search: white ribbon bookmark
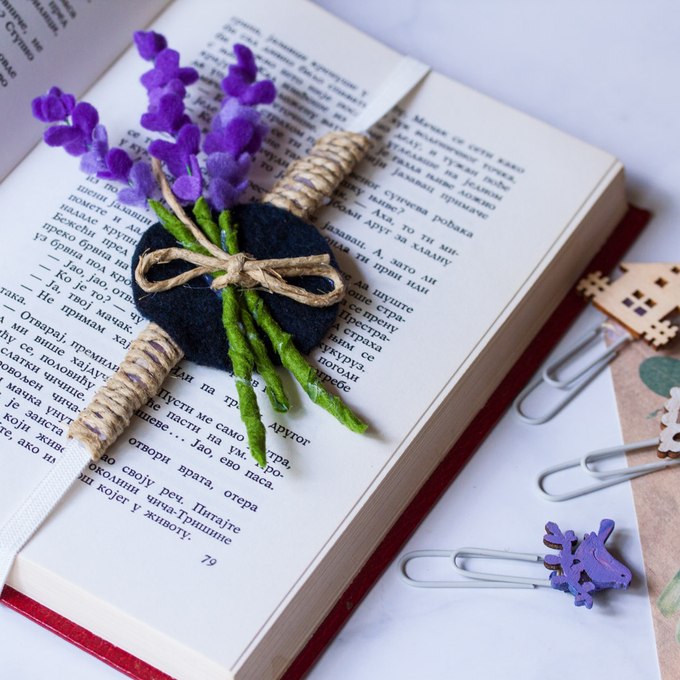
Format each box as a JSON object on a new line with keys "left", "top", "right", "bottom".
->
{"left": 349, "top": 56, "right": 430, "bottom": 134}
{"left": 0, "top": 439, "right": 90, "bottom": 588}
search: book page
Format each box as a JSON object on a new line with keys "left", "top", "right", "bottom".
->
{"left": 0, "top": 0, "right": 622, "bottom": 677}
{"left": 0, "top": 0, "right": 169, "bottom": 182}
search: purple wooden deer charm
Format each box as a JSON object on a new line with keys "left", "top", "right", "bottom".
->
{"left": 543, "top": 519, "right": 632, "bottom": 608}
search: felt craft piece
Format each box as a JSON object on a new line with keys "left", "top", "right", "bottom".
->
{"left": 131, "top": 202, "right": 340, "bottom": 371}
{"left": 33, "top": 37, "right": 368, "bottom": 468}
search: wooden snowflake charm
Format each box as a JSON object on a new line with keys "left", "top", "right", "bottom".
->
{"left": 577, "top": 263, "right": 680, "bottom": 348}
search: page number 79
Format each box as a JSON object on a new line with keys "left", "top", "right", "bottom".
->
{"left": 202, "top": 555, "right": 217, "bottom": 566}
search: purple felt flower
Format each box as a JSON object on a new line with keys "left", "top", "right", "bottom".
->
{"left": 149, "top": 123, "right": 201, "bottom": 203}
{"left": 31, "top": 87, "right": 76, "bottom": 123}
{"left": 133, "top": 30, "right": 168, "bottom": 61}
{"left": 200, "top": 47, "right": 275, "bottom": 211}
{"left": 204, "top": 117, "right": 255, "bottom": 157}
{"left": 140, "top": 48, "right": 198, "bottom": 92}
{"left": 205, "top": 152, "right": 251, "bottom": 211}
{"left": 79, "top": 124, "right": 109, "bottom": 174}
{"left": 148, "top": 123, "right": 200, "bottom": 177}
{"left": 136, "top": 35, "right": 199, "bottom": 138}
{"left": 204, "top": 99, "right": 268, "bottom": 157}
{"left": 43, "top": 101, "right": 99, "bottom": 156}
{"left": 33, "top": 83, "right": 163, "bottom": 209}
{"left": 229, "top": 44, "right": 257, "bottom": 84}
{"left": 172, "top": 155, "right": 202, "bottom": 203}
{"left": 147, "top": 79, "right": 187, "bottom": 110}
{"left": 118, "top": 160, "right": 158, "bottom": 206}
{"left": 99, "top": 147, "right": 133, "bottom": 182}
{"left": 221, "top": 44, "right": 276, "bottom": 106}
{"left": 141, "top": 92, "right": 191, "bottom": 135}
{"left": 240, "top": 80, "right": 277, "bottom": 107}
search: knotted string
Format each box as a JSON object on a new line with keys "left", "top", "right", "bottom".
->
{"left": 134, "top": 159, "right": 345, "bottom": 307}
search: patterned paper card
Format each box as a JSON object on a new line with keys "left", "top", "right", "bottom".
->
{"left": 609, "top": 338, "right": 680, "bottom": 680}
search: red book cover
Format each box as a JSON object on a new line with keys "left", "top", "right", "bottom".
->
{"left": 1, "top": 206, "right": 650, "bottom": 679}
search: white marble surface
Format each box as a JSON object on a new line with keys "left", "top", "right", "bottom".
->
{"left": 2, "top": 1, "right": 679, "bottom": 678}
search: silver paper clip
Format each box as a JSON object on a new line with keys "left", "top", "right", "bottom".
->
{"left": 542, "top": 325, "right": 632, "bottom": 388}
{"left": 536, "top": 437, "right": 680, "bottom": 502}
{"left": 399, "top": 548, "right": 551, "bottom": 589}
{"left": 513, "top": 323, "right": 633, "bottom": 425}
{"left": 400, "top": 519, "right": 632, "bottom": 609}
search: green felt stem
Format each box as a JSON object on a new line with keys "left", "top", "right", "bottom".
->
{"left": 150, "top": 200, "right": 208, "bottom": 254}
{"left": 192, "top": 197, "right": 222, "bottom": 247}
{"left": 222, "top": 286, "right": 267, "bottom": 467}
{"left": 153, "top": 200, "right": 268, "bottom": 465}
{"left": 246, "top": 291, "right": 366, "bottom": 433}
{"left": 219, "top": 211, "right": 367, "bottom": 434}
{"left": 219, "top": 209, "right": 239, "bottom": 254}
{"left": 199, "top": 206, "right": 270, "bottom": 466}
{"left": 153, "top": 198, "right": 366, "bottom": 462}
{"left": 202, "top": 208, "right": 289, "bottom": 414}
{"left": 240, "top": 302, "right": 289, "bottom": 413}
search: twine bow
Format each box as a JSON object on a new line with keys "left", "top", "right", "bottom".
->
{"left": 134, "top": 159, "right": 345, "bottom": 307}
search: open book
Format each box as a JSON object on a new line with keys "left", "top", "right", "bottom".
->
{"left": 0, "top": 0, "right": 633, "bottom": 678}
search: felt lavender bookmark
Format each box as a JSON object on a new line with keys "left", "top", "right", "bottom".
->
{"left": 0, "top": 33, "right": 428, "bottom": 587}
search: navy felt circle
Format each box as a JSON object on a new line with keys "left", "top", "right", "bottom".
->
{"left": 131, "top": 202, "right": 340, "bottom": 371}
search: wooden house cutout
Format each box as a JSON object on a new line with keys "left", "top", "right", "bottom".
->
{"left": 577, "top": 263, "right": 680, "bottom": 348}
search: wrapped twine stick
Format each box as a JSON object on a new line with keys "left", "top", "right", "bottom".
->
{"left": 67, "top": 130, "right": 371, "bottom": 462}
{"left": 262, "top": 131, "right": 371, "bottom": 220}
{"left": 68, "top": 324, "right": 183, "bottom": 460}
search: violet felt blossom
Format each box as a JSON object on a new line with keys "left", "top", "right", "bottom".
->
{"left": 172, "top": 155, "right": 202, "bottom": 203}
{"left": 136, "top": 42, "right": 198, "bottom": 137}
{"left": 133, "top": 30, "right": 168, "bottom": 62}
{"left": 148, "top": 123, "right": 202, "bottom": 202}
{"left": 204, "top": 116, "right": 256, "bottom": 157}
{"left": 221, "top": 44, "right": 276, "bottom": 106}
{"left": 79, "top": 124, "right": 109, "bottom": 174}
{"left": 79, "top": 125, "right": 136, "bottom": 187}
{"left": 31, "top": 87, "right": 76, "bottom": 123}
{"left": 32, "top": 86, "right": 158, "bottom": 207}
{"left": 140, "top": 48, "right": 198, "bottom": 92}
{"left": 147, "top": 78, "right": 187, "bottom": 110}
{"left": 148, "top": 123, "right": 200, "bottom": 177}
{"left": 118, "top": 161, "right": 158, "bottom": 206}
{"left": 43, "top": 101, "right": 98, "bottom": 156}
{"left": 205, "top": 152, "right": 251, "bottom": 211}
{"left": 141, "top": 92, "right": 191, "bottom": 135}
{"left": 204, "top": 99, "right": 268, "bottom": 157}
{"left": 99, "top": 148, "right": 134, "bottom": 183}
{"left": 142, "top": 78, "right": 189, "bottom": 136}
{"left": 202, "top": 67, "right": 273, "bottom": 211}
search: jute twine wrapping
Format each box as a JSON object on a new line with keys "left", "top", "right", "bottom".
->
{"left": 68, "top": 323, "right": 183, "bottom": 460}
{"left": 261, "top": 131, "right": 371, "bottom": 220}
{"left": 69, "top": 130, "right": 370, "bottom": 460}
